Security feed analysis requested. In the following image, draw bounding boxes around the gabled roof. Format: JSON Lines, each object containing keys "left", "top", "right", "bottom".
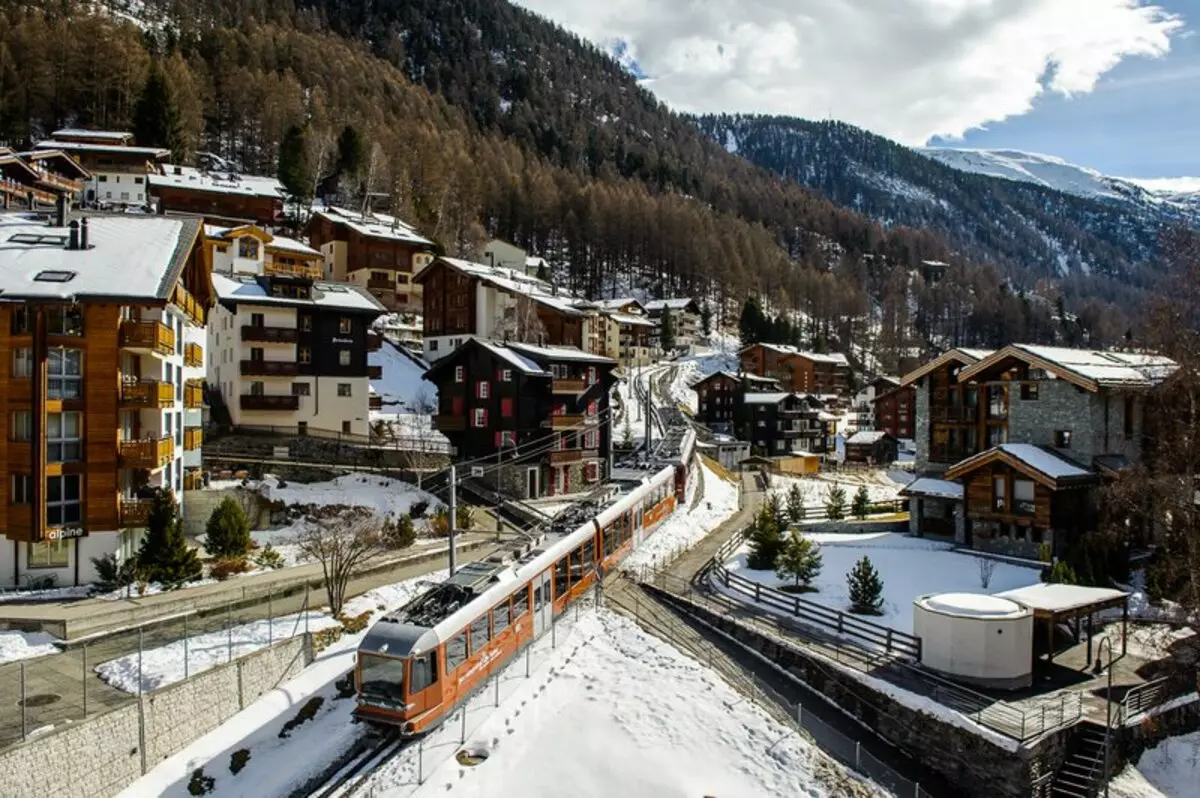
{"left": 51, "top": 129, "right": 133, "bottom": 143}
{"left": 0, "top": 153, "right": 41, "bottom": 182}
{"left": 900, "top": 477, "right": 963, "bottom": 500}
{"left": 846, "top": 430, "right": 894, "bottom": 445}
{"left": 692, "top": 370, "right": 780, "bottom": 389}
{"left": 506, "top": 341, "right": 616, "bottom": 365}
{"left": 944, "top": 443, "right": 1097, "bottom": 489}
{"left": 738, "top": 342, "right": 849, "bottom": 366}
{"left": 211, "top": 272, "right": 384, "bottom": 313}
{"left": 900, "top": 347, "right": 994, "bottom": 387}
{"left": 644, "top": 297, "right": 699, "bottom": 313}
{"left": 19, "top": 150, "right": 92, "bottom": 180}
{"left": 35, "top": 139, "right": 169, "bottom": 158}
{"left": 151, "top": 165, "right": 284, "bottom": 200}
{"left": 310, "top": 205, "right": 433, "bottom": 246}
{"left": 956, "top": 344, "right": 1176, "bottom": 391}
{"left": 420, "top": 257, "right": 583, "bottom": 317}
{"left": 422, "top": 337, "right": 549, "bottom": 381}
{"left": 872, "top": 383, "right": 914, "bottom": 404}
{"left": 593, "top": 297, "right": 645, "bottom": 313}
{"left": 608, "top": 311, "right": 655, "bottom": 327}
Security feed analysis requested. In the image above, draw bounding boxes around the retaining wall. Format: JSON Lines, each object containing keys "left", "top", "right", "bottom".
{"left": 0, "top": 635, "right": 312, "bottom": 798}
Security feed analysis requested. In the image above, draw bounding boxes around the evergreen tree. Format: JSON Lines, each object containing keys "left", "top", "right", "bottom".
{"left": 278, "top": 124, "right": 312, "bottom": 199}
{"left": 1046, "top": 560, "right": 1078, "bottom": 585}
{"left": 776, "top": 531, "right": 822, "bottom": 592}
{"left": 536, "top": 260, "right": 550, "bottom": 282}
{"left": 659, "top": 305, "right": 676, "bottom": 351}
{"left": 739, "top": 298, "right": 764, "bottom": 346}
{"left": 383, "top": 513, "right": 417, "bottom": 549}
{"left": 133, "top": 64, "right": 185, "bottom": 162}
{"left": 700, "top": 301, "right": 713, "bottom": 336}
{"left": 766, "top": 492, "right": 785, "bottom": 527}
{"left": 847, "top": 556, "right": 884, "bottom": 614}
{"left": 851, "top": 485, "right": 871, "bottom": 520}
{"left": 204, "top": 498, "right": 252, "bottom": 559}
{"left": 785, "top": 483, "right": 806, "bottom": 525}
{"left": 336, "top": 125, "right": 365, "bottom": 180}
{"left": 824, "top": 483, "right": 847, "bottom": 521}
{"left": 746, "top": 504, "right": 785, "bottom": 570}
{"left": 138, "top": 489, "right": 201, "bottom": 588}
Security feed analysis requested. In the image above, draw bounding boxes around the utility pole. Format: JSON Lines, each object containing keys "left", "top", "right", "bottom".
{"left": 448, "top": 465, "right": 458, "bottom": 576}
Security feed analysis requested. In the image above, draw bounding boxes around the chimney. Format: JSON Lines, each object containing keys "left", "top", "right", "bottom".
{"left": 174, "top": 166, "right": 183, "bottom": 176}
{"left": 67, "top": 219, "right": 79, "bottom": 250}
{"left": 80, "top": 217, "right": 90, "bottom": 250}
{"left": 54, "top": 193, "right": 68, "bottom": 227}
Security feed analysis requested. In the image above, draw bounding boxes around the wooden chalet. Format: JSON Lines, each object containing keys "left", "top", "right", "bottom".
{"left": 844, "top": 430, "right": 899, "bottom": 465}
{"left": 873, "top": 383, "right": 916, "bottom": 440}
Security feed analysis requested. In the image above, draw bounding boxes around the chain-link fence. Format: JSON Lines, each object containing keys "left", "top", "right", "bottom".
{"left": 3, "top": 584, "right": 318, "bottom": 751}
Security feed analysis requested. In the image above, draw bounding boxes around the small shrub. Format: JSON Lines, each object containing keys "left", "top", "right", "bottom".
{"left": 252, "top": 544, "right": 286, "bottom": 570}
{"left": 457, "top": 505, "right": 476, "bottom": 531}
{"left": 210, "top": 556, "right": 251, "bottom": 581}
{"left": 92, "top": 553, "right": 143, "bottom": 592}
{"left": 338, "top": 610, "right": 372, "bottom": 634}
{"left": 1046, "top": 560, "right": 1078, "bottom": 585}
{"left": 851, "top": 486, "right": 871, "bottom": 520}
{"left": 187, "top": 768, "right": 215, "bottom": 796}
{"left": 311, "top": 627, "right": 343, "bottom": 654}
{"left": 23, "top": 573, "right": 58, "bottom": 591}
{"left": 824, "top": 483, "right": 847, "bottom": 521}
{"left": 429, "top": 508, "right": 450, "bottom": 537}
{"left": 776, "top": 531, "right": 823, "bottom": 593}
{"left": 279, "top": 696, "right": 325, "bottom": 738}
{"left": 785, "top": 483, "right": 806, "bottom": 525}
{"left": 205, "top": 498, "right": 252, "bottom": 558}
{"left": 1036, "top": 542, "right": 1052, "bottom": 563}
{"left": 229, "top": 748, "right": 251, "bottom": 775}
{"left": 383, "top": 514, "right": 417, "bottom": 549}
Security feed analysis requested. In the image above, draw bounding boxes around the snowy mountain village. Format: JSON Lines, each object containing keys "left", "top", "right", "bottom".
{"left": 0, "top": 130, "right": 1197, "bottom": 798}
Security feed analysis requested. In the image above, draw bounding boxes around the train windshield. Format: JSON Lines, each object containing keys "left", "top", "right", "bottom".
{"left": 359, "top": 654, "right": 406, "bottom": 705}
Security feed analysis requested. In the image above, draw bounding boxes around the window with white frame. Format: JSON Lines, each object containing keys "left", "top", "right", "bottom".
{"left": 46, "top": 412, "right": 81, "bottom": 462}
{"left": 46, "top": 474, "right": 81, "bottom": 526}
{"left": 477, "top": 381, "right": 490, "bottom": 399}
{"left": 472, "top": 408, "right": 487, "bottom": 427}
{"left": 500, "top": 430, "right": 515, "bottom": 446}
{"left": 48, "top": 348, "right": 82, "bottom": 399}
{"left": 454, "top": 366, "right": 465, "bottom": 383}
{"left": 238, "top": 237, "right": 260, "bottom": 259}
{"left": 585, "top": 430, "right": 598, "bottom": 449}
{"left": 500, "top": 369, "right": 512, "bottom": 382}
{"left": 13, "top": 347, "right": 32, "bottom": 378}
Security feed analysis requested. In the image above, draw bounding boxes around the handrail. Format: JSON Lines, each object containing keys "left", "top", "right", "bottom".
{"left": 1116, "top": 676, "right": 1172, "bottom": 725}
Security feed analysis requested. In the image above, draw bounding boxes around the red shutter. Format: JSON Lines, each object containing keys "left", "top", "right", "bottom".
{"left": 588, "top": 400, "right": 598, "bottom": 416}
{"left": 494, "top": 431, "right": 501, "bottom": 447}
{"left": 501, "top": 398, "right": 513, "bottom": 418}
{"left": 452, "top": 396, "right": 463, "bottom": 414}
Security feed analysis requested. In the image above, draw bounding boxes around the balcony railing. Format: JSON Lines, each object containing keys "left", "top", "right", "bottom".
{"left": 183, "top": 469, "right": 206, "bottom": 491}
{"left": 549, "top": 449, "right": 583, "bottom": 465}
{"left": 120, "top": 319, "right": 175, "bottom": 355}
{"left": 184, "top": 380, "right": 204, "bottom": 409}
{"left": 184, "top": 342, "right": 204, "bottom": 367}
{"left": 543, "top": 414, "right": 586, "bottom": 430}
{"left": 120, "top": 379, "right": 174, "bottom": 408}
{"left": 119, "top": 499, "right": 153, "bottom": 528}
{"left": 119, "top": 436, "right": 173, "bottom": 469}
{"left": 264, "top": 260, "right": 323, "bottom": 280}
{"left": 551, "top": 378, "right": 587, "bottom": 394}
{"left": 433, "top": 414, "right": 467, "bottom": 432}
{"left": 172, "top": 284, "right": 204, "bottom": 327}
{"left": 36, "top": 172, "right": 84, "bottom": 193}
{"left": 184, "top": 427, "right": 202, "bottom": 451}
{"left": 367, "top": 278, "right": 395, "bottom": 291}
{"left": 240, "top": 394, "right": 300, "bottom": 411}
{"left": 240, "top": 359, "right": 299, "bottom": 376}
{"left": 368, "top": 365, "right": 384, "bottom": 380}
{"left": 0, "top": 178, "right": 56, "bottom": 205}
{"left": 241, "top": 325, "right": 298, "bottom": 344}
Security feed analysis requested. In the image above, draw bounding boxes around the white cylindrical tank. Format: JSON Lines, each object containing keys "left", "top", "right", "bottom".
{"left": 913, "top": 593, "right": 1034, "bottom": 689}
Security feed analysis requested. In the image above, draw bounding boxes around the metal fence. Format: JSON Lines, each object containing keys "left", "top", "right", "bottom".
{"left": 3, "top": 584, "right": 319, "bottom": 751}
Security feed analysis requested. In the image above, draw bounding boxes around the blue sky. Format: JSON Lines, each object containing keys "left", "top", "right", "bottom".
{"left": 930, "top": 1, "right": 1199, "bottom": 178}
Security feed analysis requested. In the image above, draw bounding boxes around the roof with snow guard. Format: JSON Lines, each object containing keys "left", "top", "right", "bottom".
{"left": 0, "top": 211, "right": 201, "bottom": 301}
{"left": 900, "top": 477, "right": 964, "bottom": 500}
{"left": 506, "top": 341, "right": 617, "bottom": 365}
{"left": 311, "top": 206, "right": 433, "bottom": 246}
{"left": 151, "top": 165, "right": 284, "bottom": 199}
{"left": 35, "top": 139, "right": 169, "bottom": 158}
{"left": 846, "top": 430, "right": 892, "bottom": 445}
{"left": 51, "top": 129, "right": 133, "bottom": 142}
{"left": 944, "top": 443, "right": 1097, "bottom": 489}
{"left": 957, "top": 344, "right": 1176, "bottom": 391}
{"left": 211, "top": 272, "right": 385, "bottom": 313}
{"left": 900, "top": 347, "right": 994, "bottom": 387}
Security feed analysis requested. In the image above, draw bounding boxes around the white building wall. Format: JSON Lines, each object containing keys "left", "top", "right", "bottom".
{"left": 92, "top": 172, "right": 148, "bottom": 207}
{"left": 312, "top": 377, "right": 371, "bottom": 436}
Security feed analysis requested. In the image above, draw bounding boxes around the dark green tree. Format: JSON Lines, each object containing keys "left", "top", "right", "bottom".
{"left": 785, "top": 483, "right": 806, "bottom": 525}
{"left": 383, "top": 513, "right": 417, "bottom": 549}
{"left": 336, "top": 125, "right": 365, "bottom": 179}
{"left": 204, "top": 497, "right": 252, "bottom": 559}
{"left": 278, "top": 124, "right": 311, "bottom": 199}
{"left": 536, "top": 260, "right": 550, "bottom": 282}
{"left": 851, "top": 485, "right": 871, "bottom": 520}
{"left": 746, "top": 504, "right": 785, "bottom": 570}
{"left": 847, "top": 556, "right": 884, "bottom": 614}
{"left": 138, "top": 489, "right": 201, "bottom": 588}
{"left": 700, "top": 301, "right": 713, "bottom": 336}
{"left": 824, "top": 483, "right": 847, "bottom": 521}
{"left": 739, "top": 298, "right": 764, "bottom": 346}
{"left": 776, "top": 531, "right": 822, "bottom": 592}
{"left": 133, "top": 64, "right": 185, "bottom": 162}
{"left": 659, "top": 305, "right": 676, "bottom": 351}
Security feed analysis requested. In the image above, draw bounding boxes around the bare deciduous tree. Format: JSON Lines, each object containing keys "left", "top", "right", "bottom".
{"left": 977, "top": 556, "right": 996, "bottom": 589}
{"left": 492, "top": 295, "right": 547, "bottom": 344}
{"left": 298, "top": 507, "right": 387, "bottom": 616}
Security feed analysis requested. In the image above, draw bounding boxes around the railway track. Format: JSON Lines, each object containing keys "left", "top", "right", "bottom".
{"left": 306, "top": 730, "right": 409, "bottom": 798}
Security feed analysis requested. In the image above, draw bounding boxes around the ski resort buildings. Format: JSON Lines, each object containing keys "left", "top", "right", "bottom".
{"left": 149, "top": 165, "right": 285, "bottom": 225}
{"left": 738, "top": 343, "right": 852, "bottom": 397}
{"left": 34, "top": 129, "right": 168, "bottom": 208}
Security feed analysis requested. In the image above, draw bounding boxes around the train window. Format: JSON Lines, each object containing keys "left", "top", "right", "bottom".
{"left": 581, "top": 540, "right": 595, "bottom": 573}
{"left": 410, "top": 652, "right": 438, "bottom": 693}
{"left": 603, "top": 525, "right": 615, "bottom": 556}
{"left": 554, "top": 558, "right": 569, "bottom": 599}
{"left": 569, "top": 546, "right": 586, "bottom": 587}
{"left": 515, "top": 586, "right": 529, "bottom": 617}
{"left": 470, "top": 614, "right": 490, "bottom": 654}
{"left": 446, "top": 633, "right": 468, "bottom": 672}
{"left": 493, "top": 599, "right": 511, "bottom": 633}
{"left": 359, "top": 655, "right": 406, "bottom": 703}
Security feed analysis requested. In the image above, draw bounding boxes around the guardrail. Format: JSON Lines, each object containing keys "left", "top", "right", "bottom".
{"left": 1116, "top": 676, "right": 1172, "bottom": 725}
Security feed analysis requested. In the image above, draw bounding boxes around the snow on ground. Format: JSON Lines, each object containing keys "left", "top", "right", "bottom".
{"left": 0, "top": 584, "right": 92, "bottom": 603}
{"left": 622, "top": 461, "right": 739, "bottom": 572}
{"left": 725, "top": 532, "right": 1042, "bottom": 634}
{"left": 258, "top": 474, "right": 443, "bottom": 517}
{"left": 1111, "top": 729, "right": 1200, "bottom": 798}
{"left": 368, "top": 607, "right": 870, "bottom": 798}
{"left": 370, "top": 411, "right": 451, "bottom": 452}
{"left": 1092, "top": 623, "right": 1197, "bottom": 663}
{"left": 370, "top": 341, "right": 436, "bottom": 410}
{"left": 0, "top": 630, "right": 61, "bottom": 665}
{"left": 768, "top": 470, "right": 907, "bottom": 512}
{"left": 613, "top": 364, "right": 668, "bottom": 447}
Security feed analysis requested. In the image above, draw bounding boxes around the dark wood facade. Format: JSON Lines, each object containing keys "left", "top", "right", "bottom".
{"left": 739, "top": 344, "right": 850, "bottom": 396}
{"left": 746, "top": 394, "right": 828, "bottom": 457}
{"left": 692, "top": 372, "right": 780, "bottom": 435}
{"left": 152, "top": 183, "right": 282, "bottom": 225}
{"left": 845, "top": 432, "right": 899, "bottom": 465}
{"left": 873, "top": 384, "right": 915, "bottom": 440}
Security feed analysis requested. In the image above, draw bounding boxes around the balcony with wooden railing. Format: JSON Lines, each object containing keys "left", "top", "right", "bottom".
{"left": 184, "top": 342, "right": 204, "bottom": 367}
{"left": 0, "top": 178, "right": 55, "bottom": 205}
{"left": 240, "top": 394, "right": 300, "bottom": 411}
{"left": 549, "top": 449, "right": 583, "bottom": 465}
{"left": 119, "top": 436, "right": 174, "bottom": 469}
{"left": 183, "top": 469, "right": 206, "bottom": 491}
{"left": 264, "top": 259, "right": 324, "bottom": 280}
{"left": 551, "top": 378, "right": 587, "bottom": 395}
{"left": 119, "top": 498, "right": 153, "bottom": 528}
{"left": 35, "top": 170, "right": 84, "bottom": 194}
{"left": 120, "top": 379, "right": 175, "bottom": 409}
{"left": 184, "top": 426, "right": 202, "bottom": 451}
{"left": 184, "top": 379, "right": 204, "bottom": 409}
{"left": 172, "top": 283, "right": 205, "bottom": 327}
{"left": 433, "top": 414, "right": 467, "bottom": 432}
{"left": 241, "top": 325, "right": 298, "bottom": 344}
{"left": 120, "top": 319, "right": 175, "bottom": 355}
{"left": 543, "top": 414, "right": 585, "bottom": 430}
{"left": 240, "top": 359, "right": 299, "bottom": 377}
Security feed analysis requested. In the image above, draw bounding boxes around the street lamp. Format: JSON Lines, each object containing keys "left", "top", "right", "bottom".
{"left": 1094, "top": 635, "right": 1115, "bottom": 797}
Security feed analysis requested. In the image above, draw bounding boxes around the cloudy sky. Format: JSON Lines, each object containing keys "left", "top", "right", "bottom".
{"left": 514, "top": 0, "right": 1197, "bottom": 178}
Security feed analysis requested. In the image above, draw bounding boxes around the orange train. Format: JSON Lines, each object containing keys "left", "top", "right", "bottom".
{"left": 354, "top": 432, "right": 696, "bottom": 735}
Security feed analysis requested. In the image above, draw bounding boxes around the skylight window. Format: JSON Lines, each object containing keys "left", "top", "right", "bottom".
{"left": 34, "top": 270, "right": 76, "bottom": 283}
{"left": 10, "top": 233, "right": 68, "bottom": 246}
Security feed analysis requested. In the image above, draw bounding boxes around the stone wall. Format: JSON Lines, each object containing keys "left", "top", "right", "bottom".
{"left": 913, "top": 385, "right": 931, "bottom": 470}
{"left": 0, "top": 636, "right": 312, "bottom": 798}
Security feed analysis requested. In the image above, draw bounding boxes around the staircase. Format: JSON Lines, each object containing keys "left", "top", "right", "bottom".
{"left": 1052, "top": 721, "right": 1109, "bottom": 797}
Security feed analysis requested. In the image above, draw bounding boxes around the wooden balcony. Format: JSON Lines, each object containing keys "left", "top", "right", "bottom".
{"left": 184, "top": 342, "right": 204, "bottom": 367}
{"left": 120, "top": 319, "right": 175, "bottom": 355}
{"left": 242, "top": 325, "right": 298, "bottom": 344}
{"left": 184, "top": 380, "right": 204, "bottom": 409}
{"left": 35, "top": 170, "right": 84, "bottom": 194}
{"left": 183, "top": 469, "right": 206, "bottom": 491}
{"left": 368, "top": 365, "right": 383, "bottom": 380}
{"left": 119, "top": 499, "right": 153, "bottom": 528}
{"left": 551, "top": 378, "right": 587, "bottom": 395}
{"left": 0, "top": 178, "right": 56, "bottom": 205}
{"left": 543, "top": 414, "right": 585, "bottom": 430}
{"left": 264, "top": 260, "right": 323, "bottom": 280}
{"left": 172, "top": 284, "right": 204, "bottom": 326}
{"left": 367, "top": 277, "right": 394, "bottom": 291}
{"left": 369, "top": 395, "right": 383, "bottom": 410}
{"left": 433, "top": 414, "right": 466, "bottom": 432}
{"left": 119, "top": 436, "right": 173, "bottom": 469}
{"left": 120, "top": 379, "right": 175, "bottom": 408}
{"left": 240, "top": 359, "right": 299, "bottom": 377}
{"left": 240, "top": 394, "right": 300, "bottom": 411}
{"left": 549, "top": 449, "right": 583, "bottom": 465}
{"left": 184, "top": 427, "right": 202, "bottom": 451}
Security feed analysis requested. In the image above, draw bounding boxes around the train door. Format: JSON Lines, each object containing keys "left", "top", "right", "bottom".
{"left": 532, "top": 570, "right": 552, "bottom": 638}
{"left": 633, "top": 503, "right": 645, "bottom": 546}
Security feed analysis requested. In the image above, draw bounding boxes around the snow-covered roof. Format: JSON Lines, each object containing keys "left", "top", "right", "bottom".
{"left": 151, "top": 165, "right": 284, "bottom": 199}
{"left": 264, "top": 234, "right": 319, "bottom": 257}
{"left": 35, "top": 139, "right": 169, "bottom": 158}
{"left": 901, "top": 477, "right": 963, "bottom": 500}
{"left": 743, "top": 343, "right": 848, "bottom": 366}
{"left": 846, "top": 430, "right": 891, "bottom": 445}
{"left": 51, "top": 129, "right": 132, "bottom": 142}
{"left": 507, "top": 341, "right": 616, "bottom": 365}
{"left": 434, "top": 257, "right": 583, "bottom": 317}
{"left": 525, "top": 256, "right": 548, "bottom": 269}
{"left": 743, "top": 392, "right": 791, "bottom": 405}
{"left": 994, "top": 583, "right": 1128, "bottom": 615}
{"left": 945, "top": 443, "right": 1096, "bottom": 486}
{"left": 916, "top": 593, "right": 1028, "bottom": 619}
{"left": 311, "top": 206, "right": 433, "bottom": 246}
{"left": 211, "top": 272, "right": 385, "bottom": 313}
{"left": 206, "top": 225, "right": 320, "bottom": 257}
{"left": 643, "top": 297, "right": 697, "bottom": 312}
{"left": 609, "top": 312, "right": 655, "bottom": 327}
{"left": 593, "top": 297, "right": 643, "bottom": 311}
{"left": 0, "top": 212, "right": 199, "bottom": 301}
{"left": 477, "top": 340, "right": 548, "bottom": 375}
{"left": 961, "top": 344, "right": 1176, "bottom": 390}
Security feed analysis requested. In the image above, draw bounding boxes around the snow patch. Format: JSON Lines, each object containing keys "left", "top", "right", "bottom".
{"left": 0, "top": 630, "right": 61, "bottom": 664}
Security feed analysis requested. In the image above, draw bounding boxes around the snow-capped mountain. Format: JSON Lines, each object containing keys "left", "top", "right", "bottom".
{"left": 921, "top": 147, "right": 1200, "bottom": 215}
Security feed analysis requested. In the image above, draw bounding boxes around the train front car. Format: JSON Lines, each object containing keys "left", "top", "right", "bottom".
{"left": 355, "top": 617, "right": 441, "bottom": 735}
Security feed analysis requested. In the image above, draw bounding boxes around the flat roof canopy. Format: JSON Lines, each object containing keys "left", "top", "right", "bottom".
{"left": 995, "top": 583, "right": 1128, "bottom": 618}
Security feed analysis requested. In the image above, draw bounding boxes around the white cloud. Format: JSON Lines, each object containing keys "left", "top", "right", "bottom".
{"left": 513, "top": 0, "right": 1184, "bottom": 145}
